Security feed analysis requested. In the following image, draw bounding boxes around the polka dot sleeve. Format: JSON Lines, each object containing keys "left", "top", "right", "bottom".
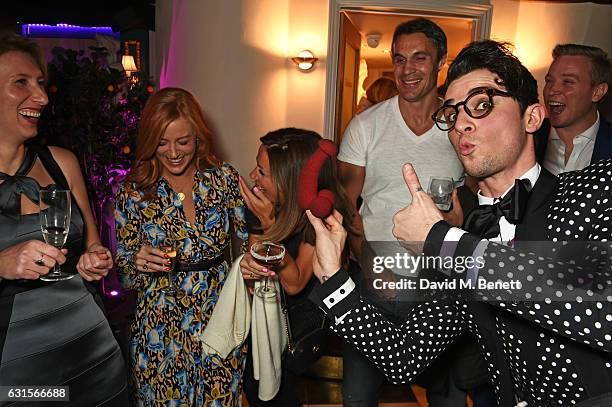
{"left": 330, "top": 299, "right": 467, "bottom": 384}
{"left": 310, "top": 270, "right": 467, "bottom": 384}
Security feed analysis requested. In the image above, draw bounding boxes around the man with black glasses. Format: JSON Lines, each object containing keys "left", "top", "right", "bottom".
{"left": 307, "top": 40, "right": 612, "bottom": 407}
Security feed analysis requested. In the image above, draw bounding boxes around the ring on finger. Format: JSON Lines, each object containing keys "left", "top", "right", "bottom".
{"left": 250, "top": 272, "right": 255, "bottom": 278}
{"left": 143, "top": 260, "right": 149, "bottom": 270}
{"left": 415, "top": 186, "right": 424, "bottom": 193}
{"left": 34, "top": 255, "right": 45, "bottom": 266}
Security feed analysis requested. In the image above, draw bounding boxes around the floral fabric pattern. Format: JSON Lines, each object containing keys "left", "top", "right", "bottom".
{"left": 115, "top": 163, "right": 248, "bottom": 406}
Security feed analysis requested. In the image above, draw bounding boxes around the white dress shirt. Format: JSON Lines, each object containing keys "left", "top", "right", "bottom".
{"left": 542, "top": 112, "right": 600, "bottom": 175}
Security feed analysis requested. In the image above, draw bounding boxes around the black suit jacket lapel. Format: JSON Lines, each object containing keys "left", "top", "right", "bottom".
{"left": 458, "top": 168, "right": 559, "bottom": 406}
{"left": 591, "top": 118, "right": 612, "bottom": 163}
{"left": 514, "top": 167, "right": 558, "bottom": 241}
{"left": 458, "top": 182, "right": 524, "bottom": 406}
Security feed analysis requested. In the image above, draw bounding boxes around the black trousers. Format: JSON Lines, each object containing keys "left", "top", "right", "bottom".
{"left": 242, "top": 346, "right": 302, "bottom": 407}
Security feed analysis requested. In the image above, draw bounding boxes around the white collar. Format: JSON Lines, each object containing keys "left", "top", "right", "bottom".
{"left": 549, "top": 111, "right": 600, "bottom": 141}
{"left": 477, "top": 163, "right": 541, "bottom": 205}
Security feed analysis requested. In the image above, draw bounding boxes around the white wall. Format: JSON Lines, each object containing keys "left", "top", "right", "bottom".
{"left": 286, "top": 0, "right": 329, "bottom": 135}
{"left": 491, "top": 0, "right": 612, "bottom": 105}
{"left": 155, "top": 0, "right": 326, "bottom": 177}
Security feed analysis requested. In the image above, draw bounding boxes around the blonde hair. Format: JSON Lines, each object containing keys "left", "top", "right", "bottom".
{"left": 126, "top": 87, "right": 218, "bottom": 199}
{"left": 0, "top": 31, "right": 47, "bottom": 81}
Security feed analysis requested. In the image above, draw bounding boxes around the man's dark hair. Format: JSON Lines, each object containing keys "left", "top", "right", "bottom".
{"left": 392, "top": 18, "right": 447, "bottom": 63}
{"left": 552, "top": 43, "right": 611, "bottom": 86}
{"left": 445, "top": 40, "right": 538, "bottom": 114}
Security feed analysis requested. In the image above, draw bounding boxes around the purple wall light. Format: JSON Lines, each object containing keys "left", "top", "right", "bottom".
{"left": 22, "top": 23, "right": 120, "bottom": 39}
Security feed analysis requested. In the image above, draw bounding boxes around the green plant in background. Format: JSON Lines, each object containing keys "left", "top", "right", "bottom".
{"left": 37, "top": 45, "right": 155, "bottom": 224}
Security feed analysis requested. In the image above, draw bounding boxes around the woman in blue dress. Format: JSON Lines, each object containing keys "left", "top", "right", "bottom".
{"left": 114, "top": 87, "right": 247, "bottom": 406}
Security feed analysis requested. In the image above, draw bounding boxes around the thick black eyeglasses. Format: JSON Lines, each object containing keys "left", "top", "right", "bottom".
{"left": 432, "top": 88, "right": 513, "bottom": 131}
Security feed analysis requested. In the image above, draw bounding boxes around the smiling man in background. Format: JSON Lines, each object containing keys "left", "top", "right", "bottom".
{"left": 536, "top": 43, "right": 612, "bottom": 174}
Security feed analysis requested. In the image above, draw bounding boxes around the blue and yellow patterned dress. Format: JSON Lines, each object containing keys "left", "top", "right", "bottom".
{"left": 114, "top": 163, "right": 248, "bottom": 406}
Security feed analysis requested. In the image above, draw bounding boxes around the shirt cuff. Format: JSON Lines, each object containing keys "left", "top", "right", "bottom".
{"left": 466, "top": 239, "right": 489, "bottom": 286}
{"left": 308, "top": 269, "right": 359, "bottom": 320}
{"left": 439, "top": 227, "right": 467, "bottom": 259}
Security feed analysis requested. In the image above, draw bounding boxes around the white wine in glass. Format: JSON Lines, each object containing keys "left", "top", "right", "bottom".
{"left": 39, "top": 187, "right": 73, "bottom": 281}
{"left": 160, "top": 244, "right": 178, "bottom": 296}
{"left": 250, "top": 241, "right": 285, "bottom": 298}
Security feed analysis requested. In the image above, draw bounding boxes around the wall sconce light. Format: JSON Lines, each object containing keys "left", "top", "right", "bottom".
{"left": 121, "top": 55, "right": 137, "bottom": 77}
{"left": 291, "top": 50, "right": 318, "bottom": 72}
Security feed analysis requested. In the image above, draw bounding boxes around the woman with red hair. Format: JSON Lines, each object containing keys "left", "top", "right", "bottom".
{"left": 115, "top": 87, "right": 247, "bottom": 406}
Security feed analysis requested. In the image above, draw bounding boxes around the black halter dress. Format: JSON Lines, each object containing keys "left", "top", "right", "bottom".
{"left": 0, "top": 145, "right": 128, "bottom": 406}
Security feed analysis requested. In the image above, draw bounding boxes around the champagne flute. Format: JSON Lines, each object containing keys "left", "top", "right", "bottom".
{"left": 39, "top": 187, "right": 73, "bottom": 281}
{"left": 250, "top": 241, "right": 285, "bottom": 298}
{"left": 160, "top": 243, "right": 179, "bottom": 296}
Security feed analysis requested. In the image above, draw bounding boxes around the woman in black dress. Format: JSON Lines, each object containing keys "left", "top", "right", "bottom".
{"left": 238, "top": 128, "right": 357, "bottom": 406}
{"left": 0, "top": 32, "right": 127, "bottom": 405}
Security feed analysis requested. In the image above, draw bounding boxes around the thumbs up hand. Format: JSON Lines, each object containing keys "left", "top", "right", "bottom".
{"left": 392, "top": 163, "right": 444, "bottom": 245}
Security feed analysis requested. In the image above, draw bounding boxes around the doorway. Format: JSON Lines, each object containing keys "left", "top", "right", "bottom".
{"left": 325, "top": 0, "right": 493, "bottom": 143}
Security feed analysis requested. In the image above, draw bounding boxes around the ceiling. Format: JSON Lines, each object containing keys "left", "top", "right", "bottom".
{"left": 345, "top": 11, "right": 474, "bottom": 70}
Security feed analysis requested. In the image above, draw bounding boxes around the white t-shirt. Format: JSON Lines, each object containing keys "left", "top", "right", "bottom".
{"left": 338, "top": 95, "right": 464, "bottom": 241}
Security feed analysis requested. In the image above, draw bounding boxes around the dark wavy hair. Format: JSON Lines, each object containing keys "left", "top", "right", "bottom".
{"left": 259, "top": 128, "right": 357, "bottom": 245}
{"left": 392, "top": 18, "right": 447, "bottom": 63}
{"left": 444, "top": 40, "right": 539, "bottom": 114}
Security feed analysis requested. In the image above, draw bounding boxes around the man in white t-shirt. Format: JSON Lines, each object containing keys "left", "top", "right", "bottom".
{"left": 339, "top": 21, "right": 463, "bottom": 249}
{"left": 338, "top": 18, "right": 483, "bottom": 407}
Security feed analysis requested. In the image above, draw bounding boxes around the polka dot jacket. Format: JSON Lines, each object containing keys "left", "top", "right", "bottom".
{"left": 309, "top": 159, "right": 612, "bottom": 407}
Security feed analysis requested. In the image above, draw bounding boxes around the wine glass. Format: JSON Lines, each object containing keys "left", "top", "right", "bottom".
{"left": 250, "top": 241, "right": 285, "bottom": 298}
{"left": 428, "top": 177, "right": 454, "bottom": 211}
{"left": 160, "top": 242, "right": 179, "bottom": 296}
{"left": 39, "top": 187, "right": 73, "bottom": 281}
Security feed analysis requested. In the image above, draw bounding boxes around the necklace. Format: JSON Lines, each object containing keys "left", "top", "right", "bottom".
{"left": 167, "top": 173, "right": 193, "bottom": 202}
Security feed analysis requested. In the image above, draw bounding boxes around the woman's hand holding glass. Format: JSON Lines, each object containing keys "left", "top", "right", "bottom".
{"left": 133, "top": 245, "right": 173, "bottom": 273}
{"left": 249, "top": 241, "right": 285, "bottom": 297}
{"left": 0, "top": 240, "right": 67, "bottom": 280}
{"left": 240, "top": 252, "right": 277, "bottom": 281}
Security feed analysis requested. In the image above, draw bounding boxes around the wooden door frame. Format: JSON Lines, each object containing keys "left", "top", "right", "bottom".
{"left": 335, "top": 13, "right": 362, "bottom": 143}
{"left": 323, "top": 0, "right": 493, "bottom": 142}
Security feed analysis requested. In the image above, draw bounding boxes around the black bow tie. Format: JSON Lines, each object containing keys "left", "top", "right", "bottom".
{"left": 463, "top": 179, "right": 531, "bottom": 239}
